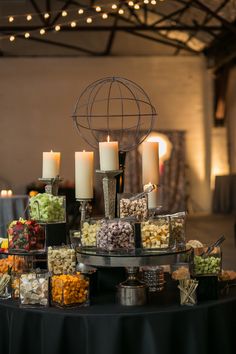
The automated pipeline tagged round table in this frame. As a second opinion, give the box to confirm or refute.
[0,282,235,354]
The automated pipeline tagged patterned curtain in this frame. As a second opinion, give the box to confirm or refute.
[96,130,186,213]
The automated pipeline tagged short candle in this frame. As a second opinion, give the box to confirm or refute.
[99,135,119,171]
[42,150,61,178]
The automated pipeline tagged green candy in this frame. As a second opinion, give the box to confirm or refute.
[29,193,65,222]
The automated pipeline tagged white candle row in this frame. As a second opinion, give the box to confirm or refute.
[42,139,160,202]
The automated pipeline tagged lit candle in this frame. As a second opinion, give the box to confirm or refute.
[99,136,119,171]
[75,150,94,199]
[1,190,7,197]
[7,190,13,197]
[42,150,61,178]
[144,183,159,209]
[142,141,159,186]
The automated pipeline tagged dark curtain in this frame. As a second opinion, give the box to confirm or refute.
[96,130,186,214]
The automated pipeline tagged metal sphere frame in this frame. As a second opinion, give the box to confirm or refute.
[72,76,157,152]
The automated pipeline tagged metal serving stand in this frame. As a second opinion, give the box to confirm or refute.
[77,246,193,306]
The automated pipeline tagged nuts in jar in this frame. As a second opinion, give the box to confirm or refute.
[119,196,147,220]
[48,246,76,275]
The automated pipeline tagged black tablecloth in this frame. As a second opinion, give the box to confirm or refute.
[0,283,236,354]
[213,175,236,213]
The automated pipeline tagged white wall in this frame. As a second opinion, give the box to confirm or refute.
[0,56,213,212]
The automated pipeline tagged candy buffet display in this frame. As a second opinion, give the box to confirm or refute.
[119,195,148,220]
[47,246,76,274]
[81,221,101,247]
[8,219,45,252]
[141,217,170,249]
[96,219,135,251]
[29,193,66,223]
[19,272,49,307]
[51,273,89,307]
[194,247,221,276]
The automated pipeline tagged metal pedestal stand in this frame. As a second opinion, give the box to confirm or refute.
[38,176,62,196]
[96,170,122,219]
[76,198,92,224]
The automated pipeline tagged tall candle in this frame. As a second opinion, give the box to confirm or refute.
[99,136,119,171]
[142,142,159,186]
[75,150,94,199]
[42,150,61,178]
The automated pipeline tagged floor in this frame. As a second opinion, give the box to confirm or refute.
[186,214,236,269]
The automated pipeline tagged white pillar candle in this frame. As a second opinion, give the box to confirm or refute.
[42,150,61,178]
[144,184,159,209]
[99,136,119,171]
[142,142,159,186]
[75,150,94,199]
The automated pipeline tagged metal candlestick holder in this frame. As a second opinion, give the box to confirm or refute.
[96,170,122,219]
[38,176,62,196]
[76,198,92,224]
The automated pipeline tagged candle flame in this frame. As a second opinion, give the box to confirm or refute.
[107,135,110,143]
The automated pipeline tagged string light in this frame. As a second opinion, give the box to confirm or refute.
[26,14,32,21]
[8,16,14,23]
[118,9,124,14]
[151,0,157,4]
[128,1,134,6]
[96,6,101,12]
[144,0,149,3]
[9,35,15,42]
[24,32,30,38]
[112,4,117,9]
[86,17,92,23]
[78,9,84,15]
[134,4,140,9]
[71,21,76,27]
[62,10,67,17]
[44,13,50,19]
[102,13,108,19]
[40,28,45,35]
[55,25,61,31]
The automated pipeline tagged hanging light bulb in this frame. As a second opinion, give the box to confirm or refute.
[112,4,117,9]
[62,10,67,17]
[86,17,92,23]
[134,4,140,9]
[102,13,108,19]
[118,9,124,14]
[55,25,61,31]
[26,14,32,21]
[24,32,30,38]
[44,13,50,19]
[40,28,45,35]
[151,0,157,4]
[78,9,84,15]
[8,16,14,23]
[144,0,149,3]
[71,21,76,27]
[9,35,15,42]
[96,6,101,12]
[128,1,134,6]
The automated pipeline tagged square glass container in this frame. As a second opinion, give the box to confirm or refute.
[10,255,34,299]
[141,216,170,249]
[169,212,186,249]
[19,271,49,307]
[118,193,148,220]
[50,273,89,308]
[29,193,66,223]
[96,219,135,251]
[193,246,221,276]
[80,219,102,247]
[47,246,76,275]
[0,273,11,299]
[8,219,45,253]
[171,263,190,281]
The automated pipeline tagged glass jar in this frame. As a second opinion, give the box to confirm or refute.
[0,273,11,299]
[29,193,66,223]
[141,266,165,292]
[50,273,89,307]
[80,219,101,247]
[7,219,45,253]
[141,216,170,249]
[19,271,49,307]
[169,212,186,249]
[118,193,148,220]
[171,263,190,281]
[193,246,221,276]
[96,219,135,251]
[10,255,35,299]
[47,246,76,275]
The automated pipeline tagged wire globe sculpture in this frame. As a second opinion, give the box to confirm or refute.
[72,76,157,152]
